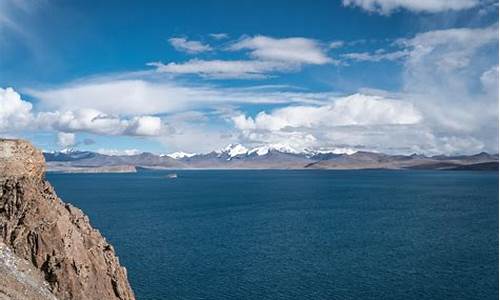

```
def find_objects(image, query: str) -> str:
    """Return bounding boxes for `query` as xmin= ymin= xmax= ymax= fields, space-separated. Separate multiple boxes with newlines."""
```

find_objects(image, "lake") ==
xmin=46 ymin=170 xmax=498 ymax=300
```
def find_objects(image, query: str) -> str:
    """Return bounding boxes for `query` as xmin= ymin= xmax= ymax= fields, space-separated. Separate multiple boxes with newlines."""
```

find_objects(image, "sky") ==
xmin=0 ymin=0 xmax=498 ymax=155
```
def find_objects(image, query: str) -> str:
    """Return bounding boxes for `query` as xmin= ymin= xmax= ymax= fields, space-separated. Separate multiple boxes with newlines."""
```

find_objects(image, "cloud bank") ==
xmin=1 ymin=87 xmax=164 ymax=143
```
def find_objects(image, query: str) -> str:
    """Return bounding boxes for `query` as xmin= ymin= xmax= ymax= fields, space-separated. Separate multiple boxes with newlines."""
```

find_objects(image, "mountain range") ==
xmin=43 ymin=144 xmax=499 ymax=172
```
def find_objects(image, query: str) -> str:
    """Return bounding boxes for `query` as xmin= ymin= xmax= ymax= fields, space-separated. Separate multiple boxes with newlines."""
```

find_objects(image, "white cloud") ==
xmin=29 ymin=80 xmax=185 ymax=115
xmin=0 ymin=86 xmax=164 ymax=137
xmin=339 ymin=25 xmax=498 ymax=151
xmin=304 ymin=94 xmax=419 ymax=126
xmin=28 ymin=77 xmax=334 ymax=116
xmin=125 ymin=116 xmax=162 ymax=136
xmin=342 ymin=0 xmax=479 ymax=14
xmin=150 ymin=35 xmax=335 ymax=79
xmin=231 ymin=93 xmax=423 ymax=151
xmin=168 ymin=37 xmax=212 ymax=54
xmin=0 ymin=87 xmax=33 ymax=132
xmin=400 ymin=26 xmax=498 ymax=128
xmin=38 ymin=109 xmax=126 ymax=135
xmin=56 ymin=132 xmax=76 ymax=148
xmin=399 ymin=25 xmax=498 ymax=152
xmin=37 ymin=109 xmax=163 ymax=136
xmin=401 ymin=25 xmax=498 ymax=73
xmin=227 ymin=26 xmax=499 ymax=155
xmin=234 ymin=93 xmax=422 ymax=131
xmin=209 ymin=33 xmax=229 ymax=40
xmin=229 ymin=36 xmax=333 ymax=64
xmin=148 ymin=59 xmax=296 ymax=79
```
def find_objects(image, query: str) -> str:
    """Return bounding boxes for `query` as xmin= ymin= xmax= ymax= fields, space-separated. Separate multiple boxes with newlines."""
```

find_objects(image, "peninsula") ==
xmin=0 ymin=139 xmax=135 ymax=300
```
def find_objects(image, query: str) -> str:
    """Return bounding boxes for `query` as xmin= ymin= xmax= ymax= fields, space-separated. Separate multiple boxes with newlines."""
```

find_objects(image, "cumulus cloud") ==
xmin=233 ymin=94 xmax=421 ymax=131
xmin=231 ymin=93 xmax=425 ymax=152
xmin=0 ymin=87 xmax=164 ymax=138
xmin=340 ymin=25 xmax=498 ymax=135
xmin=400 ymin=26 xmax=498 ymax=136
xmin=125 ymin=116 xmax=162 ymax=136
xmin=38 ymin=109 xmax=126 ymax=135
xmin=37 ymin=109 xmax=163 ymax=136
xmin=225 ymin=24 xmax=498 ymax=154
xmin=57 ymin=132 xmax=76 ymax=148
xmin=342 ymin=0 xmax=479 ymax=14
xmin=168 ymin=37 xmax=212 ymax=54
xmin=334 ymin=25 xmax=498 ymax=153
xmin=0 ymin=87 xmax=33 ymax=132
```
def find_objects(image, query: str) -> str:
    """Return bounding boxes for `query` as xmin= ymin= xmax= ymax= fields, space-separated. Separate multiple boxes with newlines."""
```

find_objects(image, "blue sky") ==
xmin=0 ymin=0 xmax=498 ymax=155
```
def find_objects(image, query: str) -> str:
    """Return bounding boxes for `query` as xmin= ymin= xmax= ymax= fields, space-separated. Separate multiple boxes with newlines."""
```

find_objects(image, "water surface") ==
xmin=47 ymin=170 xmax=499 ymax=300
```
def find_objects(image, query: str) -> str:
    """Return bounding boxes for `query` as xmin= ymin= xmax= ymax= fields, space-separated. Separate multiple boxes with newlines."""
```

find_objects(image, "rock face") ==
xmin=0 ymin=242 xmax=57 ymax=300
xmin=0 ymin=139 xmax=135 ymax=300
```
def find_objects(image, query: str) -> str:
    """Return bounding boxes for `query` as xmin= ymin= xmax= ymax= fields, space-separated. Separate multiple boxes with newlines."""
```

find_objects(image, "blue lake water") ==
xmin=46 ymin=170 xmax=498 ymax=300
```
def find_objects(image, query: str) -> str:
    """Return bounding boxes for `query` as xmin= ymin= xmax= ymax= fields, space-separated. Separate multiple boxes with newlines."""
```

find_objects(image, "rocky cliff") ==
xmin=0 ymin=139 xmax=135 ymax=300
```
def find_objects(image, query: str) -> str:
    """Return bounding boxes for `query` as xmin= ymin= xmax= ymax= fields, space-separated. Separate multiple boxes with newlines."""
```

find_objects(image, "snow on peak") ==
xmin=220 ymin=144 xmax=249 ymax=158
xmin=248 ymin=146 xmax=271 ymax=156
xmin=165 ymin=151 xmax=197 ymax=159
xmin=217 ymin=143 xmax=357 ymax=158
xmin=248 ymin=144 xmax=300 ymax=156
xmin=305 ymin=147 xmax=357 ymax=155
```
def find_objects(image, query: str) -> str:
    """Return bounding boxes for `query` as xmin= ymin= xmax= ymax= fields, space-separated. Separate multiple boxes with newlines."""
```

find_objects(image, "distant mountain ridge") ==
xmin=43 ymin=144 xmax=499 ymax=172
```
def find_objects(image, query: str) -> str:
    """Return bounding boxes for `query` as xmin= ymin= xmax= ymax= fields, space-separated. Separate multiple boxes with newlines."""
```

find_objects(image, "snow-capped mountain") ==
xmin=304 ymin=147 xmax=357 ymax=156
xmin=213 ymin=143 xmax=344 ymax=159
xmin=44 ymin=149 xmax=96 ymax=161
xmin=218 ymin=144 xmax=249 ymax=158
xmin=248 ymin=144 xmax=300 ymax=156
xmin=210 ymin=143 xmax=360 ymax=161
xmin=164 ymin=152 xmax=197 ymax=159
xmin=211 ymin=144 xmax=304 ymax=161
xmin=43 ymin=144 xmax=499 ymax=172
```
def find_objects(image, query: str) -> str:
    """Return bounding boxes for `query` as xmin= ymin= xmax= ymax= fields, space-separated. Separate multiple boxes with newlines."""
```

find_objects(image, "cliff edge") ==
xmin=0 ymin=139 xmax=135 ymax=300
